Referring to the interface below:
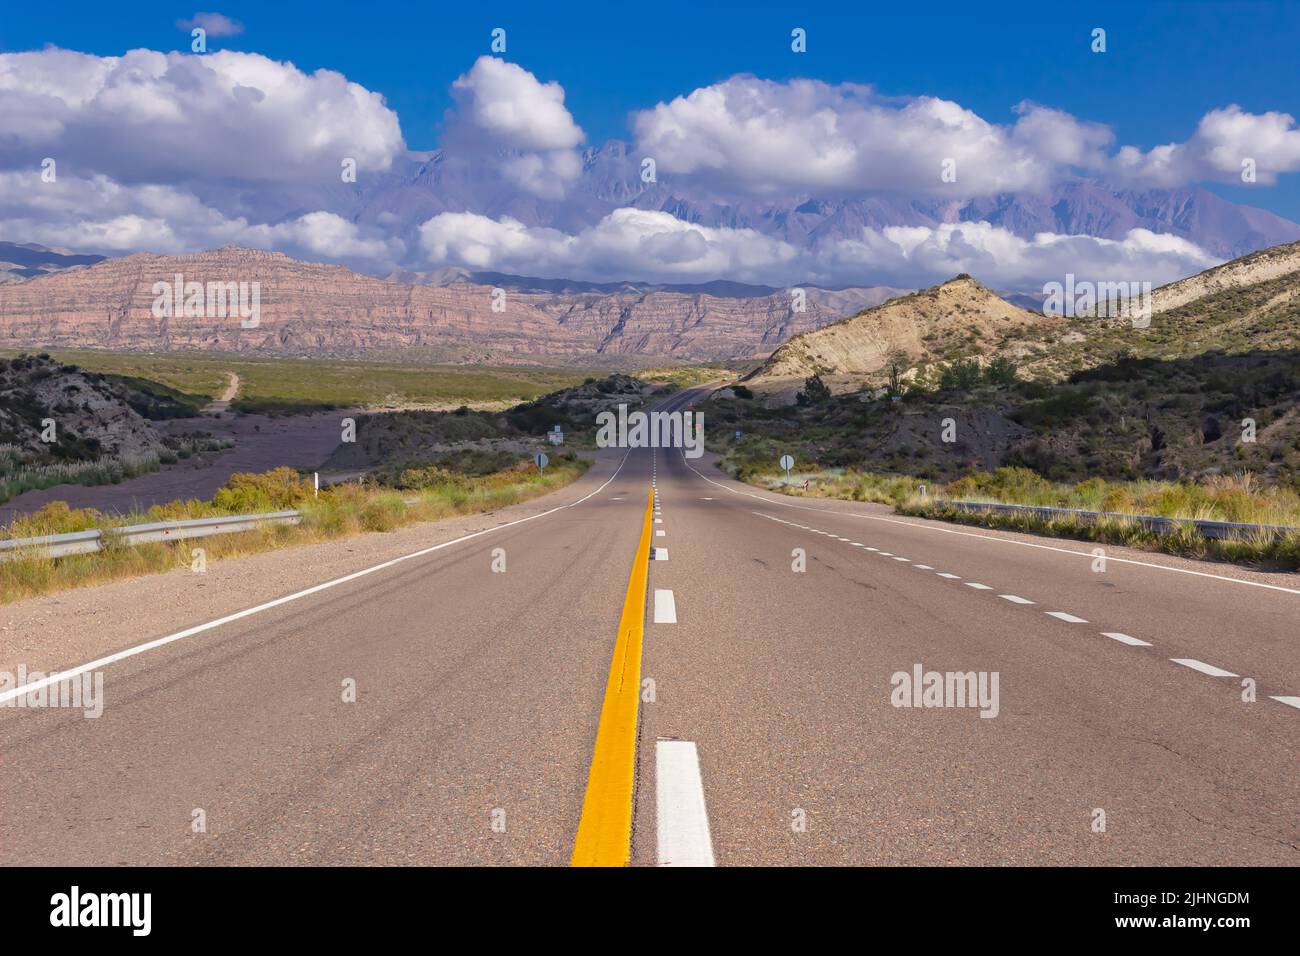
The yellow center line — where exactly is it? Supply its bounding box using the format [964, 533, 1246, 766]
[571, 486, 654, 866]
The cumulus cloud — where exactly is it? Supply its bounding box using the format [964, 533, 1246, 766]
[632, 77, 1076, 198]
[1112, 105, 1300, 187]
[0, 48, 404, 185]
[443, 56, 585, 198]
[177, 12, 245, 37]
[0, 171, 404, 266]
[419, 208, 1219, 291]
[632, 75, 1300, 197]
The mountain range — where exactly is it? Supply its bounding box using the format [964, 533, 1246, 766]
[326, 142, 1300, 263]
[192, 140, 1300, 278]
[0, 247, 902, 364]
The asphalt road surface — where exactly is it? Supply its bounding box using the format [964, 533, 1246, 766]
[2, 386, 1297, 866]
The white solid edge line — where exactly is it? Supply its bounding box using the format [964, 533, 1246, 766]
[1102, 631, 1151, 646]
[1171, 658, 1238, 678]
[653, 589, 678, 624]
[656, 740, 715, 867]
[1046, 611, 1089, 623]
[683, 460, 1300, 596]
[0, 449, 636, 707]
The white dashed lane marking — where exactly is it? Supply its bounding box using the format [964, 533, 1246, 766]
[656, 740, 715, 867]
[1271, 696, 1300, 710]
[1171, 658, 1237, 678]
[999, 594, 1034, 604]
[936, 572, 961, 579]
[965, 582, 993, 590]
[1046, 611, 1089, 624]
[1103, 632, 1151, 647]
[654, 589, 678, 624]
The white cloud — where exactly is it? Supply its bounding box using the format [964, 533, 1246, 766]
[177, 12, 245, 37]
[443, 56, 585, 197]
[0, 171, 404, 266]
[633, 75, 1300, 197]
[1112, 105, 1300, 186]
[419, 207, 1220, 291]
[631, 77, 1070, 198]
[0, 48, 404, 185]
[450, 56, 583, 151]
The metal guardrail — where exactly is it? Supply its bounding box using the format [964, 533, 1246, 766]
[0, 511, 301, 561]
[929, 499, 1297, 541]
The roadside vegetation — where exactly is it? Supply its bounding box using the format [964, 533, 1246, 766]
[722, 457, 1300, 569]
[712, 355, 1300, 570]
[1, 453, 589, 602]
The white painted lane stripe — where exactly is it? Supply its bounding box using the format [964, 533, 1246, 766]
[656, 740, 715, 867]
[914, 564, 934, 570]
[965, 582, 993, 590]
[687, 463, 1300, 596]
[999, 594, 1034, 604]
[654, 589, 678, 624]
[1102, 631, 1151, 646]
[654, 518, 662, 523]
[656, 530, 665, 537]
[1171, 658, 1237, 677]
[652, 548, 669, 561]
[1271, 696, 1300, 710]
[866, 547, 879, 552]
[0, 448, 637, 707]
[1046, 611, 1089, 623]
[936, 572, 961, 579]
[892, 556, 910, 562]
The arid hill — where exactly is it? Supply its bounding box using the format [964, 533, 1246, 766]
[0, 247, 898, 364]
[748, 275, 1063, 399]
[1150, 239, 1300, 314]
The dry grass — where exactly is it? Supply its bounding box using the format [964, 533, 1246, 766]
[732, 463, 1300, 570]
[1, 457, 589, 603]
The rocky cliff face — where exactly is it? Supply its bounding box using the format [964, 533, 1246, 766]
[0, 247, 897, 363]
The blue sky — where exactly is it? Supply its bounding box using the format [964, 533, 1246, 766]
[3, 1, 1299, 216]
[1, 1, 1298, 289]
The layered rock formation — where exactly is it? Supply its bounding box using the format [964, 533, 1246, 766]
[0, 247, 899, 363]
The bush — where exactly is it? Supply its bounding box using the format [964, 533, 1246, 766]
[796, 374, 832, 405]
[212, 467, 313, 512]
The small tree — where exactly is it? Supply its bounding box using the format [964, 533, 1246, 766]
[940, 359, 982, 391]
[796, 373, 832, 405]
[983, 356, 1018, 386]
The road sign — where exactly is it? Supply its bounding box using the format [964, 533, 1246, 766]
[735, 430, 742, 440]
[779, 454, 794, 471]
[534, 452, 549, 471]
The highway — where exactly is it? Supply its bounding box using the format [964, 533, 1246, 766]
[1, 386, 1298, 866]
